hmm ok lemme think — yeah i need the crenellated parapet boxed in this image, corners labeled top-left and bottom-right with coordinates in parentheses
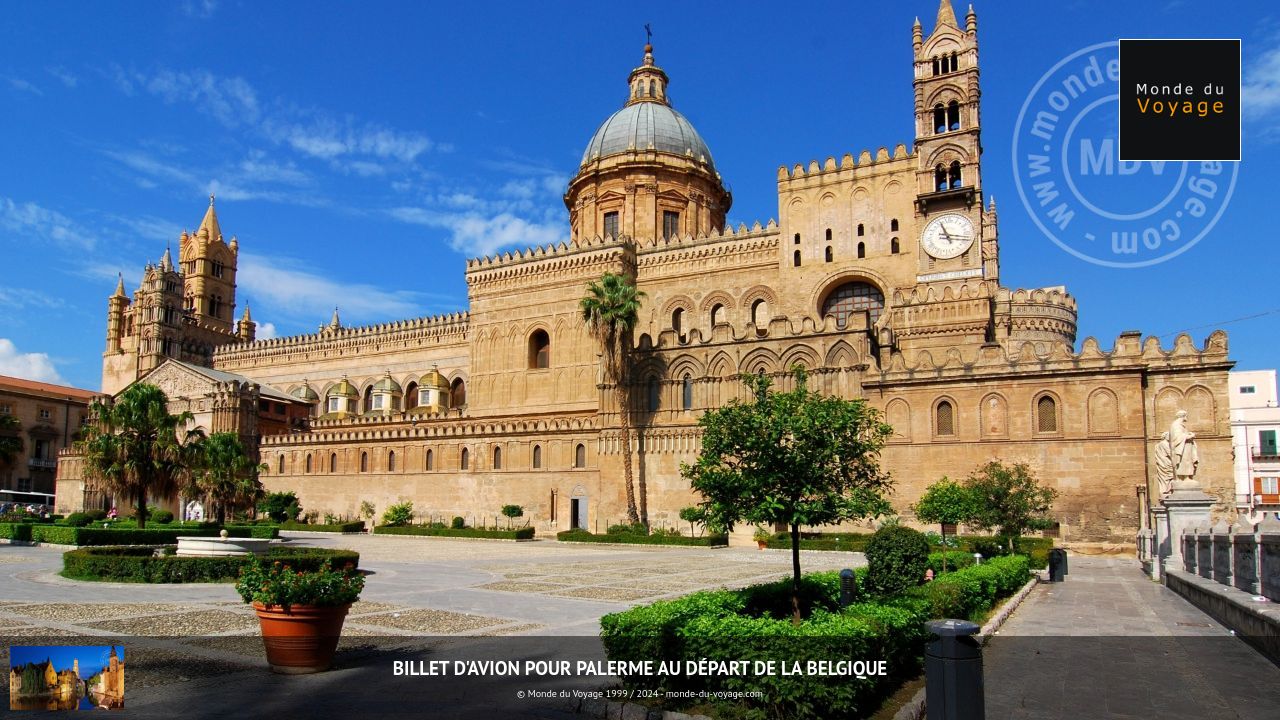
top-left (870, 329), bottom-right (1230, 385)
top-left (464, 235), bottom-right (630, 294)
top-left (776, 144), bottom-right (914, 185)
top-left (212, 311), bottom-right (470, 368)
top-left (636, 222), bottom-right (779, 276)
top-left (995, 285), bottom-right (1079, 347)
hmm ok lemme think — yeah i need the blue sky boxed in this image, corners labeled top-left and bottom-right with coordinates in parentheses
top-left (0, 0), bottom-right (1276, 391)
top-left (10, 644), bottom-right (121, 678)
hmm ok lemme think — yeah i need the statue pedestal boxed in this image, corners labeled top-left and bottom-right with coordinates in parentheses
top-left (1152, 484), bottom-right (1214, 581)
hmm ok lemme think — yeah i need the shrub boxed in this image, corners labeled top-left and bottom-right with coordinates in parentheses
top-left (85, 509), bottom-right (108, 521)
top-left (450, 516), bottom-right (465, 529)
top-left (382, 501), bottom-right (414, 527)
top-left (61, 546), bottom-right (360, 583)
top-left (31, 524), bottom-right (279, 546)
top-left (64, 513), bottom-right (92, 527)
top-left (865, 525), bottom-right (930, 596)
top-left (969, 537), bottom-right (1007, 559)
top-left (912, 555), bottom-right (1029, 621)
top-left (555, 529), bottom-right (727, 547)
top-left (258, 491), bottom-right (301, 523)
top-left (0, 523), bottom-right (33, 541)
top-left (152, 510), bottom-right (174, 524)
top-left (763, 531), bottom-right (872, 552)
top-left (926, 551), bottom-right (976, 574)
top-left (359, 500), bottom-right (376, 521)
top-left (607, 522), bottom-right (649, 535)
top-left (236, 554), bottom-right (363, 609)
top-left (374, 524), bottom-right (534, 540)
top-left (281, 520), bottom-right (365, 533)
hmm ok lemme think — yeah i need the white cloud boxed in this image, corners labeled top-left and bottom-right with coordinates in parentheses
top-left (1244, 39), bottom-right (1280, 122)
top-left (0, 197), bottom-right (94, 249)
top-left (237, 252), bottom-right (425, 325)
top-left (388, 207), bottom-right (565, 258)
top-left (102, 148), bottom-right (323, 206)
top-left (110, 214), bottom-right (183, 244)
top-left (0, 338), bottom-right (66, 384)
top-left (182, 0), bottom-right (218, 18)
top-left (263, 116), bottom-right (434, 164)
top-left (6, 77), bottom-right (42, 96)
top-left (0, 288), bottom-right (64, 311)
top-left (139, 69), bottom-right (259, 127)
top-left (255, 322), bottom-right (278, 340)
top-left (45, 66), bottom-right (77, 88)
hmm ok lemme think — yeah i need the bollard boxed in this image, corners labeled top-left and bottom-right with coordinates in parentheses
top-left (1048, 548), bottom-right (1068, 582)
top-left (925, 619), bottom-right (984, 720)
top-left (839, 568), bottom-right (858, 607)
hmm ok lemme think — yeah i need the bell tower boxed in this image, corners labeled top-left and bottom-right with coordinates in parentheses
top-left (912, 2), bottom-right (994, 281)
top-left (180, 195), bottom-right (238, 333)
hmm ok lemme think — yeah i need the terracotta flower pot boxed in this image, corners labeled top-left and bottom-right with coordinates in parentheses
top-left (757, 540), bottom-right (768, 550)
top-left (252, 602), bottom-right (351, 674)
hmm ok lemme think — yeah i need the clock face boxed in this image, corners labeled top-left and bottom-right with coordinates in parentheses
top-left (920, 213), bottom-right (975, 259)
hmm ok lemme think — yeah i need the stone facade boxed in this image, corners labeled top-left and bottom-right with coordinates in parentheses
top-left (0, 375), bottom-right (96, 499)
top-left (74, 1), bottom-right (1234, 545)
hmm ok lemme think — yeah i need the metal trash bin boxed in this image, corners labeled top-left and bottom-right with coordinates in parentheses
top-left (1048, 548), bottom-right (1068, 582)
top-left (925, 619), bottom-right (984, 720)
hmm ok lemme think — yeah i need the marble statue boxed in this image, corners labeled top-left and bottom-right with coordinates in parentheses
top-left (1154, 431), bottom-right (1174, 498)
top-left (1169, 410), bottom-right (1199, 484)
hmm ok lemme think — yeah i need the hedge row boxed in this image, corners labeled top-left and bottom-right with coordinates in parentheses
top-left (556, 529), bottom-right (728, 547)
top-left (763, 532), bottom-right (1054, 569)
top-left (374, 525), bottom-right (535, 540)
top-left (280, 520), bottom-right (366, 533)
top-left (907, 555), bottom-right (1031, 621)
top-left (600, 559), bottom-right (1030, 720)
top-left (62, 546), bottom-right (360, 583)
top-left (0, 523), bottom-right (278, 545)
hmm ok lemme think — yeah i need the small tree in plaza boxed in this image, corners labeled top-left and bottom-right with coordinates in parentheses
top-left (258, 491), bottom-right (301, 523)
top-left (501, 504), bottom-right (524, 528)
top-left (80, 383), bottom-right (203, 529)
top-left (679, 506), bottom-right (705, 537)
top-left (192, 432), bottom-right (266, 526)
top-left (683, 368), bottom-right (894, 622)
top-left (963, 460), bottom-right (1058, 552)
top-left (912, 477), bottom-right (979, 573)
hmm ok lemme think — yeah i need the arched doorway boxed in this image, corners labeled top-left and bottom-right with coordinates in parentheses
top-left (569, 484), bottom-right (589, 531)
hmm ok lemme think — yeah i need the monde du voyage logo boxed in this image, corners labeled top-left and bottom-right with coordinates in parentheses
top-left (1013, 40), bottom-right (1240, 268)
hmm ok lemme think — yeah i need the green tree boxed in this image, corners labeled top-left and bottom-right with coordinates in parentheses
top-left (500, 504), bottom-right (524, 529)
top-left (258, 491), bottom-right (301, 523)
top-left (678, 506), bottom-right (705, 537)
top-left (683, 368), bottom-right (894, 622)
top-left (0, 414), bottom-right (22, 471)
top-left (912, 477), bottom-right (978, 572)
top-left (192, 432), bottom-right (265, 526)
top-left (963, 460), bottom-right (1058, 552)
top-left (79, 383), bottom-right (202, 529)
top-left (581, 271), bottom-right (647, 525)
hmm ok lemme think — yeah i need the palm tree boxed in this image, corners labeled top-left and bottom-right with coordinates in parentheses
top-left (0, 414), bottom-right (22, 475)
top-left (581, 272), bottom-right (647, 526)
top-left (192, 432), bottom-right (265, 525)
top-left (79, 383), bottom-right (203, 529)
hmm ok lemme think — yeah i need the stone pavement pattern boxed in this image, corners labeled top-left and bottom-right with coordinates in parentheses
top-left (985, 556), bottom-right (1280, 720)
top-left (0, 534), bottom-right (858, 717)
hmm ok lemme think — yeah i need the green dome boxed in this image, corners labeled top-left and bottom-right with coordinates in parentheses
top-left (329, 378), bottom-right (357, 397)
top-left (373, 374), bottom-right (402, 394)
top-left (292, 384), bottom-right (319, 402)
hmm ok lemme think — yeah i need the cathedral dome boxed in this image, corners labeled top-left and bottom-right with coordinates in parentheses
top-left (581, 102), bottom-right (716, 173)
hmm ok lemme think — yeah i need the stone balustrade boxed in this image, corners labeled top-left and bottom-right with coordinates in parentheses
top-left (1179, 516), bottom-right (1280, 600)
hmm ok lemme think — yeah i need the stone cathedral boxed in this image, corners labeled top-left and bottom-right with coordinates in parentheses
top-left (68, 1), bottom-right (1233, 547)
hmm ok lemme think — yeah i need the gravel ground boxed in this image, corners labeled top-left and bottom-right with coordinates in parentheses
top-left (83, 610), bottom-right (260, 636)
top-left (348, 601), bottom-right (412, 616)
top-left (549, 587), bottom-right (661, 602)
top-left (2, 602), bottom-right (196, 623)
top-left (355, 609), bottom-right (507, 634)
top-left (476, 581), bottom-right (573, 593)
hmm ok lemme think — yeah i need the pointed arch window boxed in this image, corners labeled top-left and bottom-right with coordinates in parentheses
top-left (451, 378), bottom-right (466, 407)
top-left (932, 57), bottom-right (940, 76)
top-left (277, 455), bottom-right (285, 474)
top-left (329, 453), bottom-right (337, 473)
top-left (751, 298), bottom-right (768, 326)
top-left (460, 447), bottom-right (470, 470)
top-left (936, 401), bottom-right (955, 436)
top-left (821, 281), bottom-right (884, 328)
top-left (857, 242), bottom-right (866, 259)
top-left (425, 448), bottom-right (434, 471)
top-left (360, 452), bottom-right (368, 473)
top-left (1036, 395), bottom-right (1059, 433)
top-left (947, 101), bottom-right (961, 131)
top-left (574, 443), bottom-right (586, 468)
top-left (493, 446), bottom-right (502, 470)
top-left (672, 307), bottom-right (684, 335)
top-left (532, 445), bottom-right (542, 469)
top-left (891, 237), bottom-right (900, 254)
top-left (305, 454), bottom-right (312, 473)
top-left (857, 223), bottom-right (865, 236)
top-left (891, 218), bottom-right (899, 232)
top-left (793, 250), bottom-right (801, 267)
top-left (682, 375), bottom-right (693, 410)
top-left (825, 246), bottom-right (834, 262)
top-left (362, 386), bottom-right (373, 413)
top-left (935, 165), bottom-right (948, 191)
top-left (825, 228), bottom-right (832, 241)
top-left (948, 161), bottom-right (963, 189)
top-left (388, 451), bottom-right (396, 472)
top-left (934, 104), bottom-right (946, 134)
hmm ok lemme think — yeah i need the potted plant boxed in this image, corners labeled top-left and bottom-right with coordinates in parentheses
top-left (753, 526), bottom-right (772, 550)
top-left (236, 555), bottom-right (365, 674)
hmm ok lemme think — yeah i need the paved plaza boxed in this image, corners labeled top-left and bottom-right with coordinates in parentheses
top-left (986, 556), bottom-right (1280, 720)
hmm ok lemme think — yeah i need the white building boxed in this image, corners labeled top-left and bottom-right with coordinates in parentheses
top-left (1229, 370), bottom-right (1280, 519)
